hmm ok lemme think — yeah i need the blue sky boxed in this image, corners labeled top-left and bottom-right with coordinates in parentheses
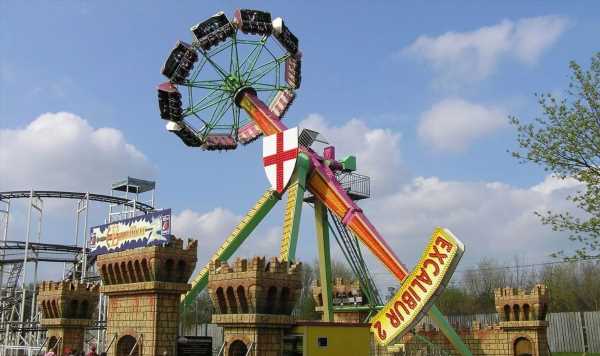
top-left (1, 1), bottom-right (599, 284)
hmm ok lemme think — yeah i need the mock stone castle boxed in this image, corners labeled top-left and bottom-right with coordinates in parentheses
top-left (312, 277), bottom-right (370, 323)
top-left (38, 281), bottom-right (100, 356)
top-left (97, 238), bottom-right (197, 356)
top-left (207, 256), bottom-right (303, 355)
top-left (398, 284), bottom-right (550, 356)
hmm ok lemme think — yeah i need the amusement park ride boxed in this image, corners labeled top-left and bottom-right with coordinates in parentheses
top-left (157, 8), bottom-right (470, 355)
top-left (0, 8), bottom-right (471, 356)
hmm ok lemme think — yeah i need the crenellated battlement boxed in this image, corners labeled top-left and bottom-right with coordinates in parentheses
top-left (312, 277), bottom-right (363, 308)
top-left (209, 256), bottom-right (302, 275)
top-left (38, 280), bottom-right (100, 294)
top-left (494, 284), bottom-right (547, 298)
top-left (37, 280), bottom-right (99, 321)
top-left (96, 237), bottom-right (197, 285)
top-left (494, 284), bottom-right (549, 322)
top-left (207, 256), bottom-right (302, 317)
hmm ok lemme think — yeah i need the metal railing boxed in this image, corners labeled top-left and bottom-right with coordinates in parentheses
top-left (336, 172), bottom-right (370, 199)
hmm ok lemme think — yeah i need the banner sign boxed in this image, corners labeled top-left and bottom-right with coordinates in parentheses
top-left (370, 228), bottom-right (464, 346)
top-left (89, 209), bottom-right (172, 256)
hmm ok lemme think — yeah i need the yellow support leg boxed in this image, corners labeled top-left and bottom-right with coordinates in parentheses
top-left (279, 154), bottom-right (309, 262)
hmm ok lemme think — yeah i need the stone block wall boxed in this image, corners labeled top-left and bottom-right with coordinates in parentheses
top-left (97, 238), bottom-right (197, 356)
top-left (398, 321), bottom-right (549, 356)
top-left (208, 256), bottom-right (302, 356)
top-left (37, 280), bottom-right (100, 356)
top-left (207, 256), bottom-right (302, 315)
top-left (313, 277), bottom-right (370, 323)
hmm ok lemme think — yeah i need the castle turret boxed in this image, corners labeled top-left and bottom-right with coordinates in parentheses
top-left (97, 238), bottom-right (197, 356)
top-left (207, 256), bottom-right (302, 356)
top-left (494, 284), bottom-right (550, 356)
top-left (312, 277), bottom-right (369, 323)
top-left (494, 284), bottom-right (549, 322)
top-left (37, 280), bottom-right (99, 356)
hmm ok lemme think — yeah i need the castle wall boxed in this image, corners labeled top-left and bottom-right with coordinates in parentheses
top-left (208, 257), bottom-right (303, 356)
top-left (37, 281), bottom-right (99, 356)
top-left (397, 322), bottom-right (549, 356)
top-left (97, 238), bottom-right (197, 356)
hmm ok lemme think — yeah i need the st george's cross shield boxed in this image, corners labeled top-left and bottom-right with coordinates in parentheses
top-left (263, 127), bottom-right (299, 193)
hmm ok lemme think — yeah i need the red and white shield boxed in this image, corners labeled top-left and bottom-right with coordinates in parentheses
top-left (263, 127), bottom-right (299, 193)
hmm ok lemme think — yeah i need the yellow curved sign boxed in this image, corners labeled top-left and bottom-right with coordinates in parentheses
top-left (370, 228), bottom-right (464, 346)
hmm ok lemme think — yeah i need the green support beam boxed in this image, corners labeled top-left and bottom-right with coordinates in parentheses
top-left (181, 188), bottom-right (281, 308)
top-left (428, 305), bottom-right (473, 356)
top-left (314, 200), bottom-right (334, 322)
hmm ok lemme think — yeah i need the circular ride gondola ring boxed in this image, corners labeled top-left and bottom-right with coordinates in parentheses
top-left (157, 9), bottom-right (301, 151)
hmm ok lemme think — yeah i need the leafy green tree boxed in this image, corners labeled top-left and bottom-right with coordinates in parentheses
top-left (180, 290), bottom-right (213, 331)
top-left (510, 53), bottom-right (600, 258)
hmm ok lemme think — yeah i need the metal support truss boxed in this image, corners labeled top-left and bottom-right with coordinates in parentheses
top-left (328, 210), bottom-right (382, 313)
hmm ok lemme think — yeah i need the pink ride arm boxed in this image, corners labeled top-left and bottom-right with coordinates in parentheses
top-left (304, 147), bottom-right (409, 281)
top-left (239, 90), bottom-right (410, 282)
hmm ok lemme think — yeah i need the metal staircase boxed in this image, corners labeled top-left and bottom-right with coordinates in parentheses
top-left (1, 262), bottom-right (24, 314)
top-left (328, 211), bottom-right (382, 314)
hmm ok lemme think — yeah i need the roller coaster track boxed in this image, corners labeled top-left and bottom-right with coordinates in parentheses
top-left (0, 191), bottom-right (155, 213)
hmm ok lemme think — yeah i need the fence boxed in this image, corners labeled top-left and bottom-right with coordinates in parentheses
top-left (181, 324), bottom-right (224, 356)
top-left (547, 312), bottom-right (600, 353)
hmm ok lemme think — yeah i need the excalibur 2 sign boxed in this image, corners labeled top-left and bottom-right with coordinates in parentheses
top-left (89, 209), bottom-right (172, 256)
top-left (370, 228), bottom-right (464, 346)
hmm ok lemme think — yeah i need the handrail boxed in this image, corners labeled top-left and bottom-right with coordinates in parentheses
top-left (105, 334), bottom-right (117, 354)
top-left (244, 342), bottom-right (254, 356)
top-left (35, 336), bottom-right (53, 355)
top-left (127, 334), bottom-right (142, 356)
top-left (217, 341), bottom-right (226, 356)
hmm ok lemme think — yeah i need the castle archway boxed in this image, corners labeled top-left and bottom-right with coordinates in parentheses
top-left (514, 337), bottom-right (533, 356)
top-left (117, 335), bottom-right (139, 356)
top-left (228, 340), bottom-right (247, 356)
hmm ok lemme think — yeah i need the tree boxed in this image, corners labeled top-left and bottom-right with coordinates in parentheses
top-left (180, 290), bottom-right (213, 332)
top-left (510, 52), bottom-right (600, 258)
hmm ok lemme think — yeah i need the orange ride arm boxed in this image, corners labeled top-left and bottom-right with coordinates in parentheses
top-left (238, 91), bottom-right (287, 135)
top-left (304, 148), bottom-right (409, 281)
top-left (238, 90), bottom-right (409, 281)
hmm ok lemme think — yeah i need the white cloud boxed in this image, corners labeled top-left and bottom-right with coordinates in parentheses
top-left (0, 112), bottom-right (155, 192)
top-left (531, 174), bottom-right (581, 195)
top-left (300, 114), bottom-right (407, 195)
top-left (169, 116), bottom-right (584, 285)
top-left (365, 175), bottom-right (582, 270)
top-left (402, 15), bottom-right (569, 84)
top-left (172, 208), bottom-right (282, 271)
top-left (417, 98), bottom-right (506, 152)
top-left (172, 208), bottom-right (241, 263)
